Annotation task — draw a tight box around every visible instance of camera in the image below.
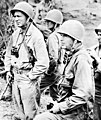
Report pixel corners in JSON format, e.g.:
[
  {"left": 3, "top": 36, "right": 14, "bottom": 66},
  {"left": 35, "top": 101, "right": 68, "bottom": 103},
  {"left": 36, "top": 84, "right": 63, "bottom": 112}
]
[{"left": 11, "top": 46, "right": 19, "bottom": 58}]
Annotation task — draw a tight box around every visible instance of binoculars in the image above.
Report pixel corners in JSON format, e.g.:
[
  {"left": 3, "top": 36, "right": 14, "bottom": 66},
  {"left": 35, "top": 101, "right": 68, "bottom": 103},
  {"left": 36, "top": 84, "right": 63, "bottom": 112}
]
[{"left": 11, "top": 46, "right": 19, "bottom": 58}]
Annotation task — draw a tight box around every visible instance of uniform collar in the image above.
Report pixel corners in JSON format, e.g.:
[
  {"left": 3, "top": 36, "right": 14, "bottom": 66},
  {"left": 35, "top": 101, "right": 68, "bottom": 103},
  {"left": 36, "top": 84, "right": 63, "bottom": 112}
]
[{"left": 19, "top": 23, "right": 32, "bottom": 36}]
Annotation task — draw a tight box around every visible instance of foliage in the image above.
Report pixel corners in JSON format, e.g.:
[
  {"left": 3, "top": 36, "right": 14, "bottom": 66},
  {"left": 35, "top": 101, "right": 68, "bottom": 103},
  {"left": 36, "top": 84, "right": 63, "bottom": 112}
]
[{"left": 0, "top": 0, "right": 27, "bottom": 50}]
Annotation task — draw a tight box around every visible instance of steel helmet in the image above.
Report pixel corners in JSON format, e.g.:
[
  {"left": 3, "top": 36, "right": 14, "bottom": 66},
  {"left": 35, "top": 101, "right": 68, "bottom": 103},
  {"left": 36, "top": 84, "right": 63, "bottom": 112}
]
[
  {"left": 58, "top": 20, "right": 85, "bottom": 42},
  {"left": 10, "top": 1, "right": 34, "bottom": 20},
  {"left": 44, "top": 9, "right": 63, "bottom": 24},
  {"left": 95, "top": 24, "right": 101, "bottom": 34}
]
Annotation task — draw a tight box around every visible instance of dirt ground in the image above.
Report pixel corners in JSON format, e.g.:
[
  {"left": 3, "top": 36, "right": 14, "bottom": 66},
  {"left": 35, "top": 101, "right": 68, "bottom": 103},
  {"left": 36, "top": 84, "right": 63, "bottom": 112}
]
[{"left": 0, "top": 1, "right": 101, "bottom": 120}]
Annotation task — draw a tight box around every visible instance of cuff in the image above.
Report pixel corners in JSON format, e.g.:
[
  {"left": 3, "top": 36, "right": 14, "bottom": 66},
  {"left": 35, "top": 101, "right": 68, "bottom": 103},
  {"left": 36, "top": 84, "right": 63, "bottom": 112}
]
[
  {"left": 58, "top": 101, "right": 67, "bottom": 112},
  {"left": 27, "top": 72, "right": 39, "bottom": 80}
]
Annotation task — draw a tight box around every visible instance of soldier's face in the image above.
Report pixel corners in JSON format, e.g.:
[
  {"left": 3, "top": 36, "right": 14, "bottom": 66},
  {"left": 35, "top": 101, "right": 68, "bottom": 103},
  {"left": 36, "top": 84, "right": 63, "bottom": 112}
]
[
  {"left": 61, "top": 34, "right": 74, "bottom": 50},
  {"left": 14, "top": 11, "right": 28, "bottom": 28},
  {"left": 46, "top": 20, "right": 55, "bottom": 30}
]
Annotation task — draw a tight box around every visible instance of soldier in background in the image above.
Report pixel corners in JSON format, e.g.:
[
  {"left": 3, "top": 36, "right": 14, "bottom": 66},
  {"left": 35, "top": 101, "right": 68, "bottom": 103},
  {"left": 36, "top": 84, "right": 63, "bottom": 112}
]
[
  {"left": 40, "top": 9, "right": 63, "bottom": 101},
  {"left": 28, "top": 0, "right": 55, "bottom": 40},
  {"left": 88, "top": 24, "right": 101, "bottom": 120},
  {"left": 34, "top": 0, "right": 55, "bottom": 24},
  {"left": 28, "top": 0, "right": 40, "bottom": 18}
]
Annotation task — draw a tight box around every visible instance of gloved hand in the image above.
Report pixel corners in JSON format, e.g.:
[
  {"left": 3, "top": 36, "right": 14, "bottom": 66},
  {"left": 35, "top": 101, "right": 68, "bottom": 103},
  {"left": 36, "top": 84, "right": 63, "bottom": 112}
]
[
  {"left": 87, "top": 49, "right": 100, "bottom": 68},
  {"left": 49, "top": 101, "right": 60, "bottom": 113},
  {"left": 36, "top": 24, "right": 52, "bottom": 39},
  {"left": 43, "top": 28, "right": 52, "bottom": 39},
  {"left": 6, "top": 71, "right": 14, "bottom": 84},
  {"left": 47, "top": 59, "right": 57, "bottom": 75}
]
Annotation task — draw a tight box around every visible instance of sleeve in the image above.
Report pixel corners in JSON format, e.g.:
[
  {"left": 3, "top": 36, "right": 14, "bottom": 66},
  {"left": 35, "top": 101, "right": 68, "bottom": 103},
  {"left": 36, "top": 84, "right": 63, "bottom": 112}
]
[
  {"left": 4, "top": 36, "right": 13, "bottom": 71},
  {"left": 58, "top": 56, "right": 94, "bottom": 113},
  {"left": 28, "top": 35, "right": 49, "bottom": 79},
  {"left": 47, "top": 34, "right": 59, "bottom": 61},
  {"left": 87, "top": 46, "right": 100, "bottom": 64}
]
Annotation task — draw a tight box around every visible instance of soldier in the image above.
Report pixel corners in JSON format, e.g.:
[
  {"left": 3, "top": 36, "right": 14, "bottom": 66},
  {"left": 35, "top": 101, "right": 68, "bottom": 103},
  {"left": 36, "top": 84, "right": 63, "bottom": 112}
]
[
  {"left": 88, "top": 24, "right": 101, "bottom": 120},
  {"left": 4, "top": 1, "right": 49, "bottom": 120},
  {"left": 33, "top": 0, "right": 55, "bottom": 40},
  {"left": 34, "top": 20, "right": 95, "bottom": 120},
  {"left": 28, "top": 0, "right": 40, "bottom": 9},
  {"left": 28, "top": 0, "right": 40, "bottom": 19},
  {"left": 34, "top": 0, "right": 55, "bottom": 24},
  {"left": 40, "top": 9, "right": 63, "bottom": 101}
]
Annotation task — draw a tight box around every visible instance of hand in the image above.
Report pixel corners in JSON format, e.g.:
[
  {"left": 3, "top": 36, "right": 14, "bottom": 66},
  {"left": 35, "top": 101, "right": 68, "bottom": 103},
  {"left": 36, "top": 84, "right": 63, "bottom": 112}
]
[
  {"left": 36, "top": 24, "right": 52, "bottom": 39},
  {"left": 49, "top": 101, "right": 60, "bottom": 113},
  {"left": 43, "top": 29, "right": 52, "bottom": 38},
  {"left": 88, "top": 49, "right": 100, "bottom": 64},
  {"left": 26, "top": 73, "right": 39, "bottom": 82},
  {"left": 47, "top": 59, "right": 57, "bottom": 74},
  {"left": 6, "top": 71, "right": 13, "bottom": 84}
]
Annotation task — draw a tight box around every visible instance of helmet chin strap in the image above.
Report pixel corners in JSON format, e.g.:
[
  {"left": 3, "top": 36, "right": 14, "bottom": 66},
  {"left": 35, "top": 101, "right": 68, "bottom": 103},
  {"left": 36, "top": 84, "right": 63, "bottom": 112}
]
[
  {"left": 71, "top": 39, "right": 82, "bottom": 52},
  {"left": 72, "top": 39, "right": 77, "bottom": 50},
  {"left": 51, "top": 23, "right": 57, "bottom": 32},
  {"left": 21, "top": 18, "right": 31, "bottom": 30},
  {"left": 62, "top": 40, "right": 77, "bottom": 52}
]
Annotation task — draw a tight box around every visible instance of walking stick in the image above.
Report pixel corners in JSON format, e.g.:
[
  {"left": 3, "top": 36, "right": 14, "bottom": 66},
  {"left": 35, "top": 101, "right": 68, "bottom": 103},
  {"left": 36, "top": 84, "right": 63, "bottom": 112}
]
[
  {"left": 0, "top": 82, "right": 9, "bottom": 100},
  {"left": 0, "top": 70, "right": 13, "bottom": 100}
]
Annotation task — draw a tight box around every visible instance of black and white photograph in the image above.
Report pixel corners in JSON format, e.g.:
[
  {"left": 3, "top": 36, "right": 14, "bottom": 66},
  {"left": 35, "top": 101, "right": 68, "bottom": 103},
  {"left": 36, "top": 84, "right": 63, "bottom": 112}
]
[{"left": 0, "top": 0, "right": 101, "bottom": 120}]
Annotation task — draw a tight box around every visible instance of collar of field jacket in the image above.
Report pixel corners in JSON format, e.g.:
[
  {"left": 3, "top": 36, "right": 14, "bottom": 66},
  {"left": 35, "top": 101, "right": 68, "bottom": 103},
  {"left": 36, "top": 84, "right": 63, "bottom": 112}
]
[{"left": 19, "top": 23, "right": 32, "bottom": 36}]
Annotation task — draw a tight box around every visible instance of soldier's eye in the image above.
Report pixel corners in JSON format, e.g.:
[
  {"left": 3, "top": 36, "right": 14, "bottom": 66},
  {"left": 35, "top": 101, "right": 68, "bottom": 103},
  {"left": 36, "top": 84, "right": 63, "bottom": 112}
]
[{"left": 14, "top": 15, "right": 20, "bottom": 18}]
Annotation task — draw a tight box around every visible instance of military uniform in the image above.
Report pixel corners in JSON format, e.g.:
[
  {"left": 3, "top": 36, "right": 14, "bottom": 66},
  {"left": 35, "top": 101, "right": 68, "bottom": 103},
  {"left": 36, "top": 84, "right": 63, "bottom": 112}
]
[
  {"left": 5, "top": 22, "right": 49, "bottom": 120},
  {"left": 34, "top": 45, "right": 95, "bottom": 120},
  {"left": 4, "top": 2, "right": 49, "bottom": 120},
  {"left": 40, "top": 31, "right": 63, "bottom": 101},
  {"left": 88, "top": 44, "right": 101, "bottom": 120},
  {"left": 34, "top": 20, "right": 95, "bottom": 120},
  {"left": 39, "top": 9, "right": 64, "bottom": 101}
]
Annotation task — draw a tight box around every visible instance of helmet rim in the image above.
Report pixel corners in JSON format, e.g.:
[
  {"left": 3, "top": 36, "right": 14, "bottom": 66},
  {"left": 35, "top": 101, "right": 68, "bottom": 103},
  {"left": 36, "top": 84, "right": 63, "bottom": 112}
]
[
  {"left": 10, "top": 1, "right": 34, "bottom": 20},
  {"left": 44, "top": 9, "right": 63, "bottom": 24},
  {"left": 58, "top": 20, "right": 85, "bottom": 42}
]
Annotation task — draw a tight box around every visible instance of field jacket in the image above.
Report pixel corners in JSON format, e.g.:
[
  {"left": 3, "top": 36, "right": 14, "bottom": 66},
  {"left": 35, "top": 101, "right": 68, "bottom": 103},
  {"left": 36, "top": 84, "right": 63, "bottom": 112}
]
[
  {"left": 88, "top": 44, "right": 101, "bottom": 104},
  {"left": 4, "top": 23, "right": 49, "bottom": 80},
  {"left": 57, "top": 45, "right": 95, "bottom": 118}
]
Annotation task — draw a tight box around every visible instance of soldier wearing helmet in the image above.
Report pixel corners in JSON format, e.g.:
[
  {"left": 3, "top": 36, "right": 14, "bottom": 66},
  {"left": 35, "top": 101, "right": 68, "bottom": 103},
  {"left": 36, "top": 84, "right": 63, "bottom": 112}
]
[
  {"left": 31, "top": 0, "right": 55, "bottom": 40},
  {"left": 34, "top": 20, "right": 95, "bottom": 120},
  {"left": 88, "top": 24, "right": 101, "bottom": 120},
  {"left": 28, "top": 0, "right": 41, "bottom": 20},
  {"left": 39, "top": 9, "right": 63, "bottom": 102},
  {"left": 34, "top": 0, "right": 55, "bottom": 24},
  {"left": 4, "top": 1, "right": 49, "bottom": 120},
  {"left": 42, "top": 8, "right": 63, "bottom": 40}
]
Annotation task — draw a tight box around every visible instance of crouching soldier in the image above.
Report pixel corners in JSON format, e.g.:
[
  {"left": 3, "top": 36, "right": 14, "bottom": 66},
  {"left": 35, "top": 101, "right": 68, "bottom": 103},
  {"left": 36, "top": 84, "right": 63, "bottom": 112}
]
[{"left": 34, "top": 20, "right": 95, "bottom": 120}]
